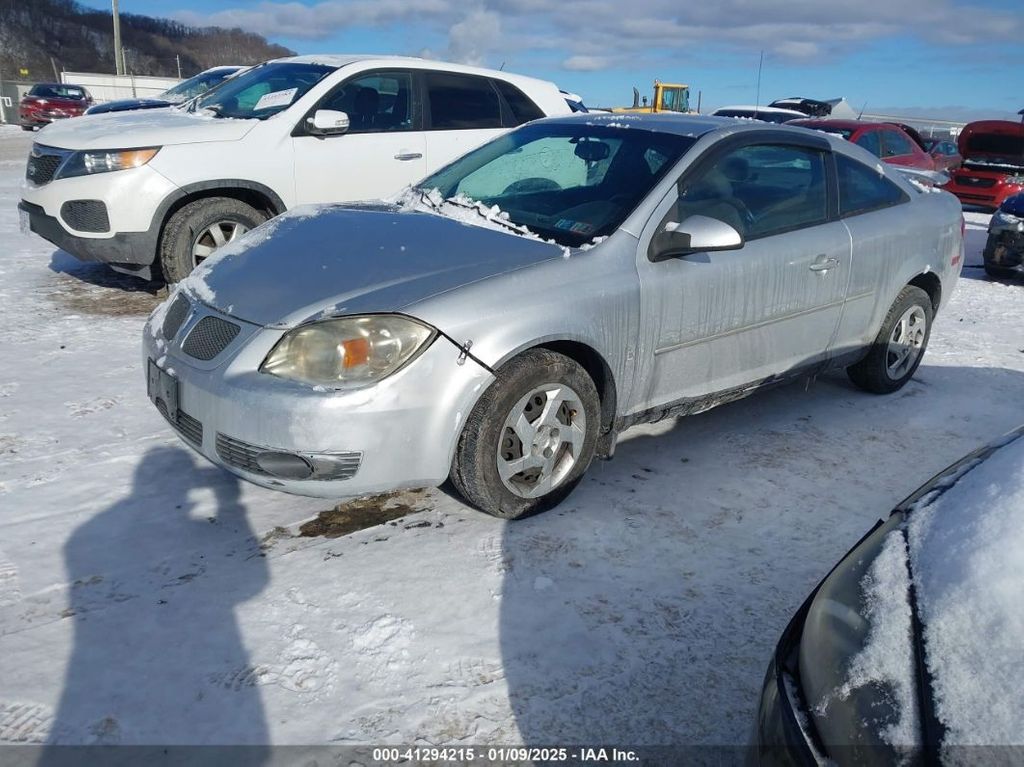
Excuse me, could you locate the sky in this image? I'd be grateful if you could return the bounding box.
[80,0,1024,120]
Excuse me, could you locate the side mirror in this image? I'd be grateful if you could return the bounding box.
[649,214,744,262]
[306,109,349,136]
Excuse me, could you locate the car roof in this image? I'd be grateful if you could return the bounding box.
[789,118,886,131]
[539,111,744,138]
[266,54,558,88]
[713,105,806,116]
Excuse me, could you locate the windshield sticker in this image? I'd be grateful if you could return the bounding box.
[555,219,594,234]
[253,88,298,111]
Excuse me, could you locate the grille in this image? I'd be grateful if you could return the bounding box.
[216,433,270,475]
[60,200,110,232]
[162,294,191,340]
[155,399,203,448]
[181,316,240,361]
[955,175,996,188]
[25,147,68,185]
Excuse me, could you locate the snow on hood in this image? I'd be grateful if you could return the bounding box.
[35,108,257,150]
[180,203,565,328]
[907,433,1024,748]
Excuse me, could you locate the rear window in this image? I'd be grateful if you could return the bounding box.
[494,80,545,126]
[426,72,502,130]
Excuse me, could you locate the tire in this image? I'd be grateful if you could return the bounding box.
[158,197,267,283]
[847,285,933,394]
[450,349,601,519]
[984,263,1017,280]
[20,125,34,132]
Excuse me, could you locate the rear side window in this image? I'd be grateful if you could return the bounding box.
[425,72,502,130]
[882,130,914,158]
[836,154,908,217]
[854,130,882,157]
[494,80,545,125]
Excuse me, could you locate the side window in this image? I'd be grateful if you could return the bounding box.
[882,130,914,158]
[672,143,828,240]
[319,71,414,134]
[836,154,908,217]
[426,72,502,130]
[493,80,545,126]
[854,130,882,158]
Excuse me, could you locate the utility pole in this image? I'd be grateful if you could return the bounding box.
[755,50,764,109]
[112,0,124,76]
[176,54,182,79]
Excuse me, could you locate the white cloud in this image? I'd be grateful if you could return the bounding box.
[170,0,1024,70]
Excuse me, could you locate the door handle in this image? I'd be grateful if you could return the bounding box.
[394,151,423,161]
[809,256,840,272]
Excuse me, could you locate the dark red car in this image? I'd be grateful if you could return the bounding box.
[942,120,1024,210]
[789,118,938,171]
[19,83,93,131]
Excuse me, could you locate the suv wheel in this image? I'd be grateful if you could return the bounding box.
[450,349,600,519]
[847,285,933,394]
[159,197,267,283]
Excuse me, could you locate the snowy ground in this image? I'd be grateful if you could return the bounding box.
[1,122,1023,751]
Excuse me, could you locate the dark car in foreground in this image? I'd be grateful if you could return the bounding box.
[943,120,1024,210]
[752,426,1024,764]
[84,66,243,116]
[982,192,1024,279]
[19,83,92,130]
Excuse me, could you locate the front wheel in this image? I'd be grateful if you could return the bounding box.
[158,197,268,283]
[847,285,933,394]
[984,263,1018,280]
[450,349,600,519]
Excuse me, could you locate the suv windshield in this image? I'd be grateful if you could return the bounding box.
[417,122,695,247]
[194,62,334,119]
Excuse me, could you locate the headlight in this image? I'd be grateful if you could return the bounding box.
[1005,175,1024,185]
[260,315,435,389]
[55,147,160,180]
[992,210,1021,227]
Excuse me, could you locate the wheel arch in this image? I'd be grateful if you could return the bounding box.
[908,271,941,313]
[154,180,286,247]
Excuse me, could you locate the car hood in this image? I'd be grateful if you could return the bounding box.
[87,99,172,115]
[35,107,257,149]
[181,204,566,328]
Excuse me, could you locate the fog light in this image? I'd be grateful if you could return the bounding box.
[255,451,314,479]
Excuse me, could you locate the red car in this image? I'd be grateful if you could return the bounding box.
[19,83,93,131]
[789,118,938,171]
[942,120,1024,210]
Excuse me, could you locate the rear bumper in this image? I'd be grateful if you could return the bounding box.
[18,200,157,271]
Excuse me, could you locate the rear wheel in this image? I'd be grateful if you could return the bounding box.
[158,197,267,283]
[450,349,600,519]
[847,285,933,394]
[984,263,1018,280]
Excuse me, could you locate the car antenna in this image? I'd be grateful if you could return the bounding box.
[499,62,505,71]
[858,101,868,119]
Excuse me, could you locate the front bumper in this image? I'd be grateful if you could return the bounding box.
[983,227,1024,270]
[143,294,494,498]
[944,177,1024,209]
[19,200,157,271]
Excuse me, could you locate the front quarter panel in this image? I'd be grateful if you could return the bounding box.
[407,230,641,416]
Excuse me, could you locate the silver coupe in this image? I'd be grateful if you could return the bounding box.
[143,113,965,518]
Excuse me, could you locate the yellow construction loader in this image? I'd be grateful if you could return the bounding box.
[611,81,691,114]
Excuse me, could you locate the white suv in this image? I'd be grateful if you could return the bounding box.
[19,55,571,281]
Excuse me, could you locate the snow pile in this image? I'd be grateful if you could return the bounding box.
[908,435,1024,747]
[829,529,921,748]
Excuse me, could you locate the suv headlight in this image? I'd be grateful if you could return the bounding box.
[55,147,160,180]
[260,315,436,389]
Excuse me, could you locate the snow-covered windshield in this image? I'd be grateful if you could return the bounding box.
[193,62,334,120]
[417,122,695,247]
[160,69,238,103]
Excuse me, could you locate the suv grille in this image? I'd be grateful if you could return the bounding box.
[181,316,240,361]
[955,175,996,188]
[162,294,191,340]
[25,145,70,185]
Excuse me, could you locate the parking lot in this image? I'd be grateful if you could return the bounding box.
[2,122,1024,748]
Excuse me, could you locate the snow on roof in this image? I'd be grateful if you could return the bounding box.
[907,432,1024,746]
[712,105,807,116]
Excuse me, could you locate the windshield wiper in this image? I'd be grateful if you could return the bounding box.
[198,102,225,118]
[440,196,534,236]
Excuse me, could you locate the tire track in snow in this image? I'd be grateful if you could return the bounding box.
[0,548,21,608]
